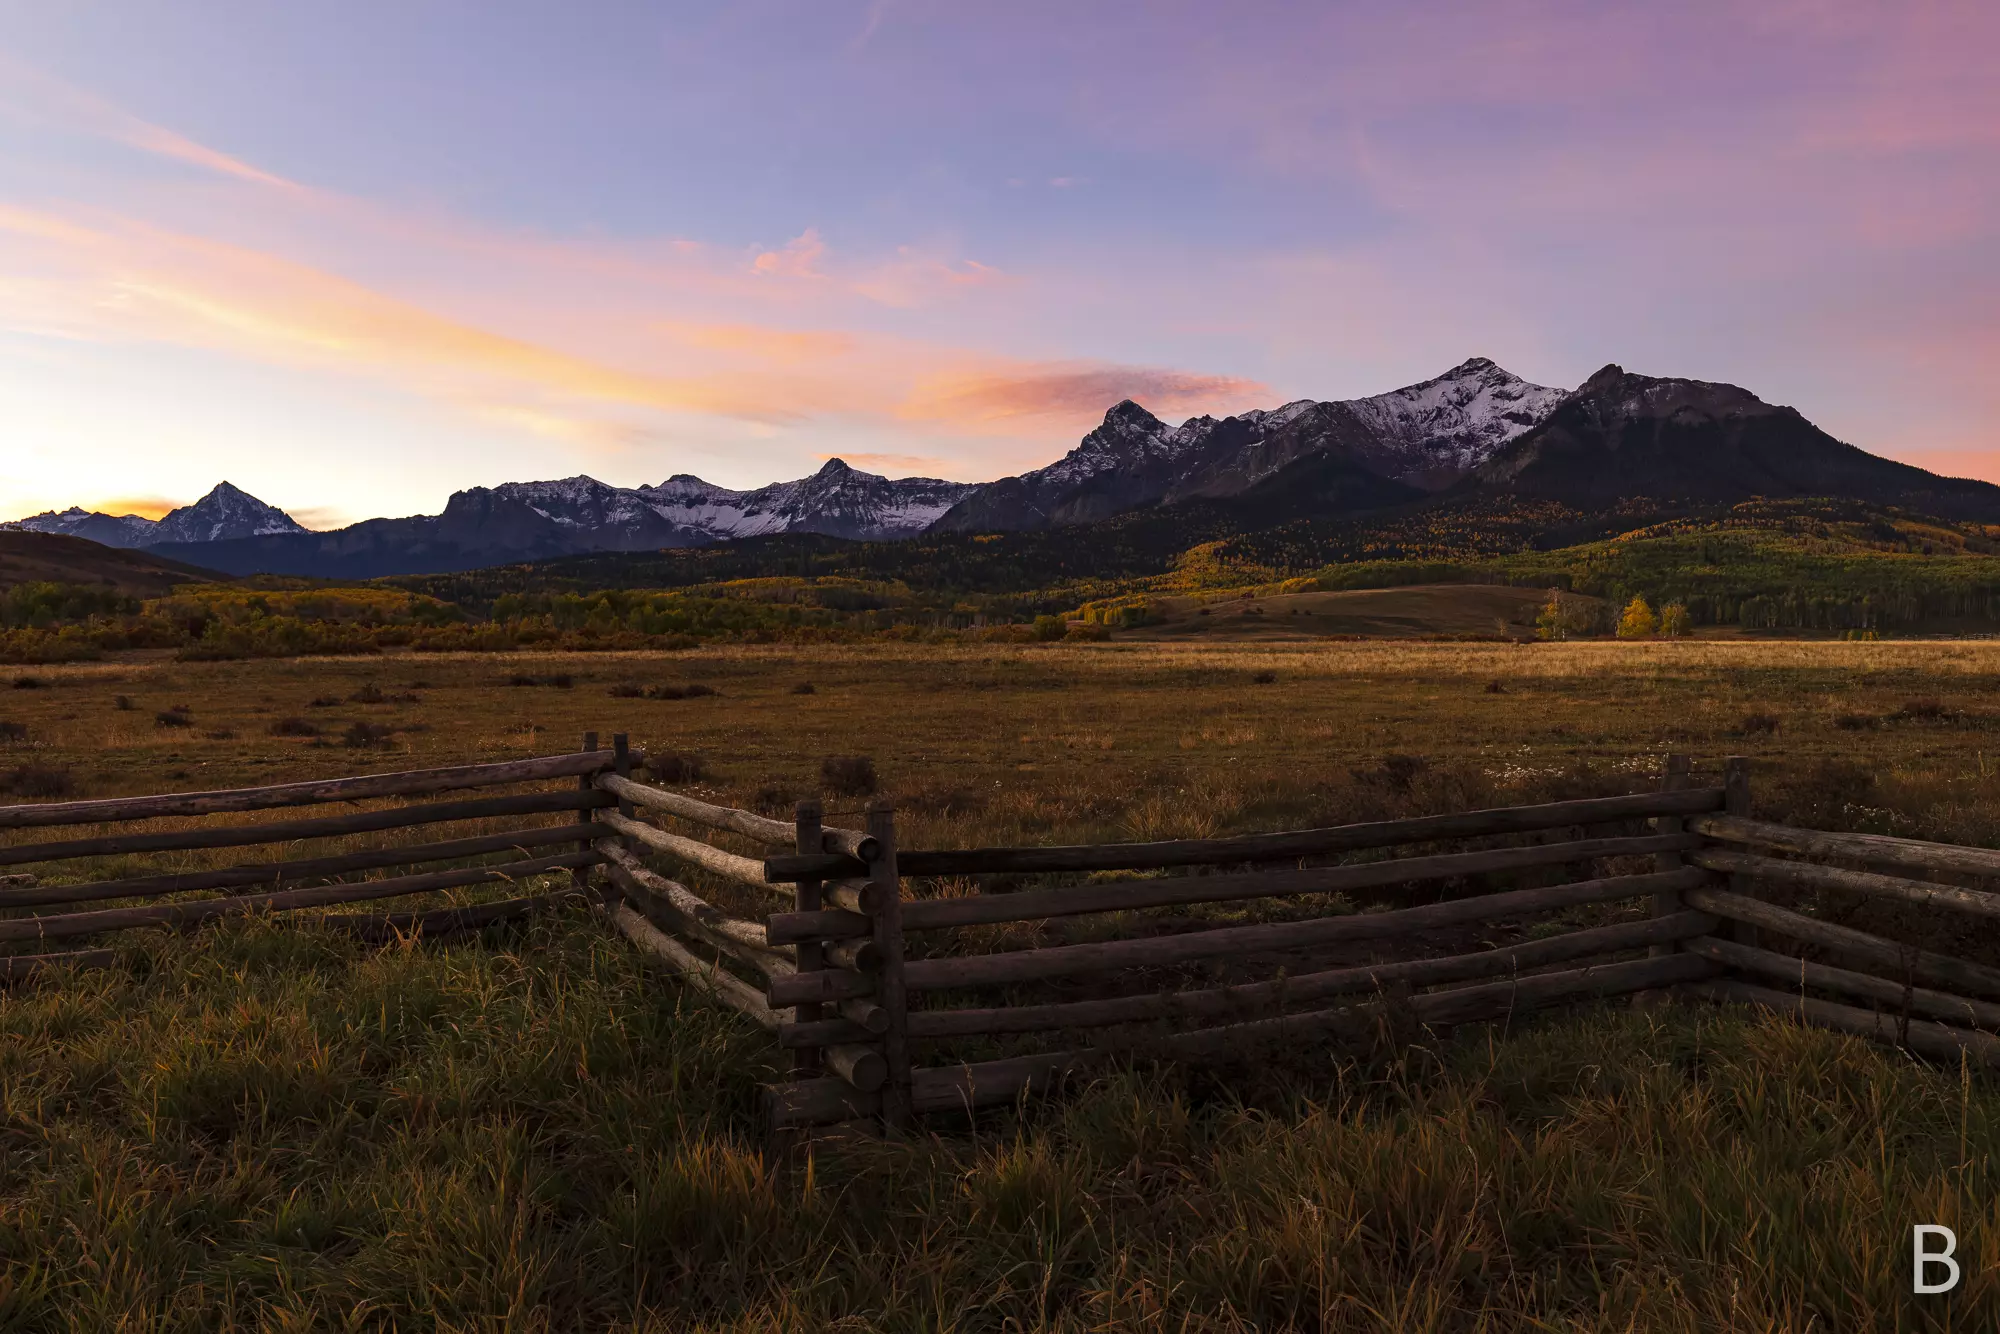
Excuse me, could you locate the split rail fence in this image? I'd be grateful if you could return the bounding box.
[0,737,636,979]
[8,741,2000,1134]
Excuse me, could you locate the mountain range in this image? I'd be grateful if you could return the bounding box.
[9,357,1997,579]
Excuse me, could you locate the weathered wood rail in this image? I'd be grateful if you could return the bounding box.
[0,741,636,957]
[15,740,2000,1138]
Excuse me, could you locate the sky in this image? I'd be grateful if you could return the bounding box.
[1,1,1995,529]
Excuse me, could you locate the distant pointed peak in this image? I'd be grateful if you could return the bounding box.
[1449,356,1500,374]
[1096,400,1168,438]
[815,457,854,476]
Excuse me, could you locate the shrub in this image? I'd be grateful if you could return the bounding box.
[548,673,574,689]
[1894,697,1949,722]
[268,717,319,737]
[1485,680,1508,694]
[1065,623,1110,642]
[1738,711,1780,735]
[791,682,816,695]
[307,695,341,708]
[821,755,878,797]
[0,721,25,741]
[507,673,538,687]
[649,752,709,785]
[11,675,46,689]
[1250,670,1276,685]
[648,683,717,700]
[751,784,800,816]
[1615,596,1659,640]
[349,683,386,704]
[1834,712,1877,731]
[203,729,236,741]
[155,706,194,728]
[1031,614,1067,642]
[607,682,646,698]
[342,721,394,748]
[1354,754,1427,793]
[113,695,134,711]
[2,762,74,798]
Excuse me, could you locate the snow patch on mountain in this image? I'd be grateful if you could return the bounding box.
[2,482,307,548]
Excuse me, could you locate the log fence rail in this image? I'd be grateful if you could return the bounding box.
[12,741,2000,1138]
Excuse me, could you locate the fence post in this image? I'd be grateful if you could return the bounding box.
[608,733,634,909]
[1723,756,1757,948]
[867,800,912,1132]
[1649,752,1691,960]
[793,798,825,1078]
[574,731,598,901]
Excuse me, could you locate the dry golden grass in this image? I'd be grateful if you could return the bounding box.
[4,640,2000,1327]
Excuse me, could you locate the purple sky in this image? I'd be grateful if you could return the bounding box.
[2,1,1994,527]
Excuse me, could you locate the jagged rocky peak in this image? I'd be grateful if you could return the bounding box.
[929,356,1573,533]
[151,481,308,544]
[1,481,306,547]
[1570,364,1786,423]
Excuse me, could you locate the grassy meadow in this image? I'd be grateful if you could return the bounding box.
[5,639,2000,1329]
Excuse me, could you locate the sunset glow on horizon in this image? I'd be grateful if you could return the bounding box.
[2,2,1995,528]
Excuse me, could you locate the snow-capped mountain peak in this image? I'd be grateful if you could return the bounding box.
[929,357,1571,532]
[2,482,306,548]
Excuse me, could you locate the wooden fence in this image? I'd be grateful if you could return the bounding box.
[0,736,636,978]
[10,741,2000,1133]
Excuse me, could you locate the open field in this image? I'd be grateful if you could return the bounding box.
[7,639,2000,1328]
[1132,583,1560,639]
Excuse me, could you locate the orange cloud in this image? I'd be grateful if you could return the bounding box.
[95,496,181,520]
[0,204,824,424]
[821,452,971,478]
[752,229,828,278]
[901,363,1270,423]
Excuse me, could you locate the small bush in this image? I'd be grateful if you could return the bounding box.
[1738,711,1780,735]
[1833,712,1877,731]
[155,707,194,729]
[203,729,236,741]
[1065,623,1110,642]
[1894,697,1949,722]
[1485,680,1508,694]
[1250,670,1276,685]
[649,752,709,785]
[751,784,800,816]
[1354,754,1427,792]
[342,721,394,748]
[307,696,341,708]
[1031,614,1067,642]
[507,673,538,687]
[547,673,574,689]
[268,717,319,737]
[648,683,718,701]
[791,682,816,695]
[0,721,25,742]
[2,763,74,799]
[407,679,432,689]
[607,682,646,698]
[821,755,878,797]
[113,695,134,711]
[349,683,386,704]
[11,676,47,690]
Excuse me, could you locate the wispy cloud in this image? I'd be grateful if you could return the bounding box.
[901,363,1269,423]
[0,54,301,191]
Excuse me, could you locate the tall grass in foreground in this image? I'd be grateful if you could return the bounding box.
[0,906,1995,1331]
